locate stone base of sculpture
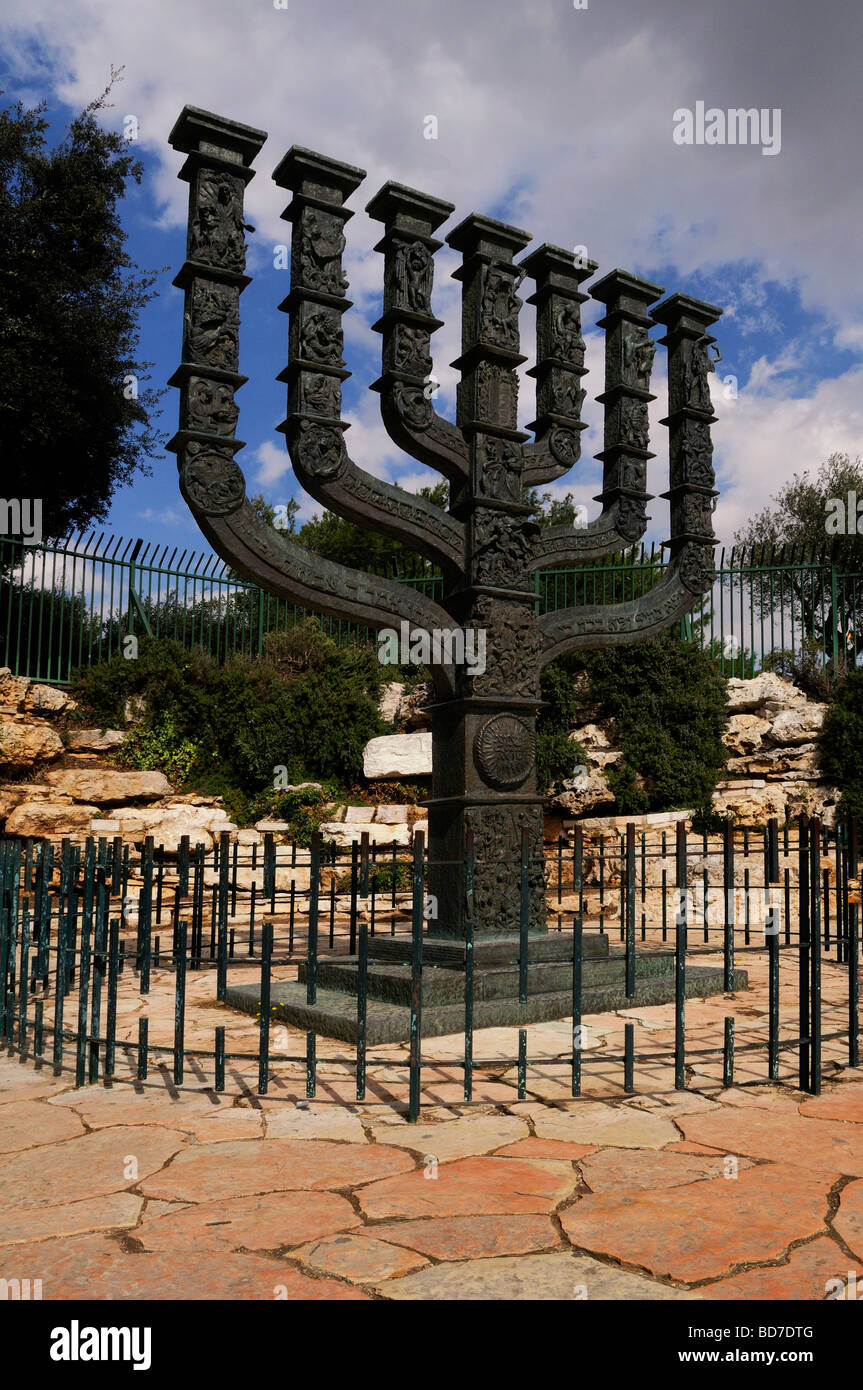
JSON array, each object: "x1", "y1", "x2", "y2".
[{"x1": 225, "y1": 930, "x2": 747, "y2": 1045}]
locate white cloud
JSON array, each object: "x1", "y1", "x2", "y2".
[
  {"x1": 712, "y1": 362, "x2": 863, "y2": 544},
  {"x1": 5, "y1": 0, "x2": 863, "y2": 547},
  {"x1": 4, "y1": 0, "x2": 861, "y2": 342},
  {"x1": 250, "y1": 439, "x2": 292, "y2": 487}
]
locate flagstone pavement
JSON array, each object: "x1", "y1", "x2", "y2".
[{"x1": 2, "y1": 1047, "x2": 863, "y2": 1301}]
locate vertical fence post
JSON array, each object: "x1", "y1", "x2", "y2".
[
  {"x1": 810, "y1": 817, "x2": 822, "y2": 1095},
  {"x1": 625, "y1": 823, "x2": 635, "y2": 999},
  {"x1": 105, "y1": 917, "x2": 119, "y2": 1078},
  {"x1": 723, "y1": 821, "x2": 735, "y2": 992},
  {"x1": 798, "y1": 816, "x2": 811, "y2": 1092},
  {"x1": 216, "y1": 830, "x2": 230, "y2": 1001},
  {"x1": 258, "y1": 921, "x2": 273, "y2": 1096},
  {"x1": 52, "y1": 906, "x2": 68, "y2": 1071},
  {"x1": 849, "y1": 902, "x2": 859, "y2": 1068},
  {"x1": 349, "y1": 840, "x2": 359, "y2": 956},
  {"x1": 306, "y1": 831, "x2": 321, "y2": 1101},
  {"x1": 464, "y1": 828, "x2": 474, "y2": 1104},
  {"x1": 768, "y1": 905, "x2": 780, "y2": 1081},
  {"x1": 173, "y1": 922, "x2": 187, "y2": 1085},
  {"x1": 356, "y1": 915, "x2": 368, "y2": 1103},
  {"x1": 675, "y1": 821, "x2": 687, "y2": 1091},
  {"x1": 408, "y1": 829, "x2": 424, "y2": 1124}
]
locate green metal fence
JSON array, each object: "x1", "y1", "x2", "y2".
[{"x1": 1, "y1": 531, "x2": 860, "y2": 685}]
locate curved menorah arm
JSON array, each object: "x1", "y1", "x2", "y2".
[
  {"x1": 366, "y1": 182, "x2": 470, "y2": 486},
  {"x1": 167, "y1": 107, "x2": 457, "y2": 694},
  {"x1": 538, "y1": 542, "x2": 713, "y2": 663},
  {"x1": 273, "y1": 154, "x2": 466, "y2": 578},
  {"x1": 523, "y1": 265, "x2": 663, "y2": 556},
  {"x1": 527, "y1": 513, "x2": 650, "y2": 567},
  {"x1": 539, "y1": 287, "x2": 722, "y2": 662},
  {"x1": 182, "y1": 492, "x2": 456, "y2": 693},
  {"x1": 282, "y1": 417, "x2": 465, "y2": 578}
]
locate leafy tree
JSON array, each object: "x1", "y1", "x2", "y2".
[
  {"x1": 524, "y1": 489, "x2": 581, "y2": 526},
  {"x1": 0, "y1": 73, "x2": 163, "y2": 541},
  {"x1": 292, "y1": 481, "x2": 448, "y2": 575},
  {"x1": 734, "y1": 453, "x2": 863, "y2": 666}
]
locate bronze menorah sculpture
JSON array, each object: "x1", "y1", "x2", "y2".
[{"x1": 168, "y1": 105, "x2": 720, "y2": 990}]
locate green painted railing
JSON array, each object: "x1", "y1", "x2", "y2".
[{"x1": 1, "y1": 531, "x2": 860, "y2": 684}]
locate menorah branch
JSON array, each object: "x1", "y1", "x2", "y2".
[
  {"x1": 538, "y1": 546, "x2": 713, "y2": 662},
  {"x1": 274, "y1": 158, "x2": 465, "y2": 578}
]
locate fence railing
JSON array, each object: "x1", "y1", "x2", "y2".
[
  {"x1": 2, "y1": 531, "x2": 861, "y2": 684},
  {"x1": 0, "y1": 816, "x2": 859, "y2": 1119}
]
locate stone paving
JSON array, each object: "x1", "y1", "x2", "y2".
[
  {"x1": 2, "y1": 1027, "x2": 863, "y2": 1299},
  {"x1": 0, "y1": 915, "x2": 860, "y2": 1301}
]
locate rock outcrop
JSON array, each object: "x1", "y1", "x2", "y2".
[
  {"x1": 363, "y1": 731, "x2": 432, "y2": 779},
  {"x1": 547, "y1": 672, "x2": 839, "y2": 828}
]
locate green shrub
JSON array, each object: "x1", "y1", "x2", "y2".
[
  {"x1": 536, "y1": 662, "x2": 586, "y2": 795},
  {"x1": 117, "y1": 712, "x2": 211, "y2": 786},
  {"x1": 543, "y1": 632, "x2": 728, "y2": 814},
  {"x1": 72, "y1": 630, "x2": 385, "y2": 808},
  {"x1": 821, "y1": 671, "x2": 863, "y2": 820}
]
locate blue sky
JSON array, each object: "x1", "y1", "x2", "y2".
[{"x1": 3, "y1": 0, "x2": 863, "y2": 559}]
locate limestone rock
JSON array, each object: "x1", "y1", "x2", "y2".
[
  {"x1": 319, "y1": 821, "x2": 412, "y2": 848},
  {"x1": 110, "y1": 804, "x2": 236, "y2": 850},
  {"x1": 65, "y1": 728, "x2": 126, "y2": 753},
  {"x1": 724, "y1": 713, "x2": 770, "y2": 756},
  {"x1": 711, "y1": 779, "x2": 787, "y2": 825},
  {"x1": 0, "y1": 721, "x2": 64, "y2": 768},
  {"x1": 123, "y1": 695, "x2": 148, "y2": 725},
  {"x1": 570, "y1": 723, "x2": 622, "y2": 772},
  {"x1": 363, "y1": 732, "x2": 432, "y2": 779},
  {"x1": 399, "y1": 683, "x2": 432, "y2": 730},
  {"x1": 571, "y1": 722, "x2": 612, "y2": 753},
  {"x1": 726, "y1": 744, "x2": 820, "y2": 779},
  {"x1": 549, "y1": 768, "x2": 616, "y2": 818},
  {"x1": 45, "y1": 769, "x2": 172, "y2": 803},
  {"x1": 0, "y1": 670, "x2": 31, "y2": 710},
  {"x1": 374, "y1": 805, "x2": 409, "y2": 824},
  {"x1": 378, "y1": 682, "x2": 405, "y2": 724},
  {"x1": 5, "y1": 801, "x2": 100, "y2": 838},
  {"x1": 25, "y1": 684, "x2": 73, "y2": 715},
  {"x1": 768, "y1": 705, "x2": 827, "y2": 746},
  {"x1": 0, "y1": 781, "x2": 50, "y2": 822},
  {"x1": 725, "y1": 672, "x2": 808, "y2": 713}
]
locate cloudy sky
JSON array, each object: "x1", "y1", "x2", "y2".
[{"x1": 3, "y1": 0, "x2": 862, "y2": 556}]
